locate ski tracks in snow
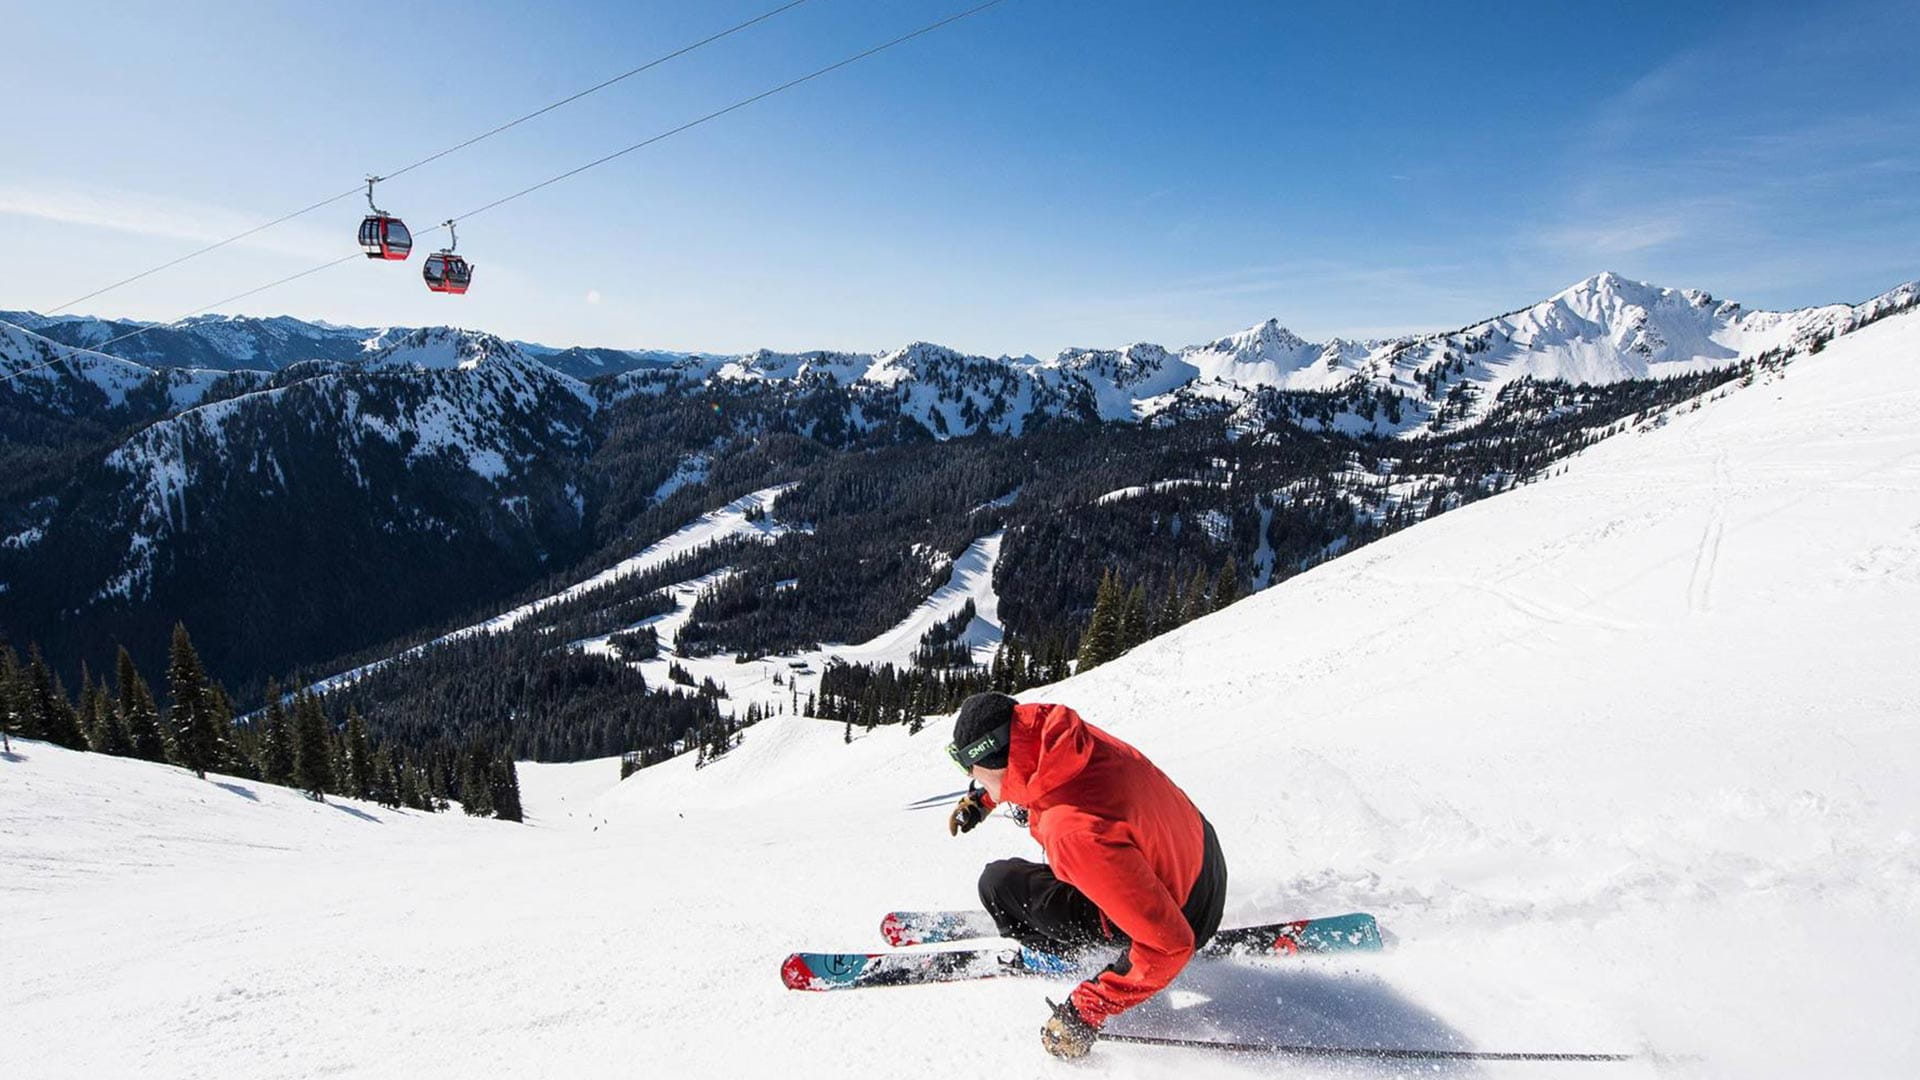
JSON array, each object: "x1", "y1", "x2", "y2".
[{"x1": 1686, "y1": 449, "x2": 1732, "y2": 614}]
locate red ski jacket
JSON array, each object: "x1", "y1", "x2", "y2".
[{"x1": 990, "y1": 702, "x2": 1207, "y2": 1025}]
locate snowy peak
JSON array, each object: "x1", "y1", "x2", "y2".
[
  {"x1": 1360, "y1": 273, "x2": 1920, "y2": 435},
  {"x1": 361, "y1": 327, "x2": 524, "y2": 372},
  {"x1": 1047, "y1": 342, "x2": 1194, "y2": 393},
  {"x1": 1180, "y1": 317, "x2": 1369, "y2": 392},
  {"x1": 1192, "y1": 318, "x2": 1316, "y2": 370},
  {"x1": 1550, "y1": 270, "x2": 1723, "y2": 313},
  {"x1": 866, "y1": 341, "x2": 978, "y2": 387},
  {"x1": 715, "y1": 347, "x2": 874, "y2": 385},
  {"x1": 1211, "y1": 316, "x2": 1313, "y2": 355},
  {"x1": 1028, "y1": 342, "x2": 1200, "y2": 423},
  {"x1": 1522, "y1": 271, "x2": 1743, "y2": 364},
  {"x1": 1451, "y1": 272, "x2": 1806, "y2": 378}
]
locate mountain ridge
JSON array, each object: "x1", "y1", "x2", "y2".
[{"x1": 13, "y1": 271, "x2": 1917, "y2": 435}]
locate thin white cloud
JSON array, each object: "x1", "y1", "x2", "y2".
[
  {"x1": 1529, "y1": 215, "x2": 1694, "y2": 259},
  {"x1": 0, "y1": 182, "x2": 345, "y2": 262},
  {"x1": 1519, "y1": 2, "x2": 1920, "y2": 279}
]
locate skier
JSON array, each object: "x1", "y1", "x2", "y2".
[{"x1": 945, "y1": 691, "x2": 1228, "y2": 1058}]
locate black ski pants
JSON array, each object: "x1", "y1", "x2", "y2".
[{"x1": 977, "y1": 816, "x2": 1227, "y2": 963}]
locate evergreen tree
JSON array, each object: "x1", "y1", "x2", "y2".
[
  {"x1": 1154, "y1": 576, "x2": 1184, "y2": 637},
  {"x1": 906, "y1": 681, "x2": 926, "y2": 734},
  {"x1": 1213, "y1": 555, "x2": 1243, "y2": 610},
  {"x1": 1002, "y1": 639, "x2": 1029, "y2": 690},
  {"x1": 79, "y1": 673, "x2": 106, "y2": 750},
  {"x1": 490, "y1": 754, "x2": 524, "y2": 822},
  {"x1": 25, "y1": 646, "x2": 88, "y2": 750},
  {"x1": 1180, "y1": 565, "x2": 1213, "y2": 624},
  {"x1": 1, "y1": 645, "x2": 21, "y2": 751},
  {"x1": 259, "y1": 684, "x2": 296, "y2": 786},
  {"x1": 373, "y1": 746, "x2": 401, "y2": 809},
  {"x1": 116, "y1": 647, "x2": 168, "y2": 763},
  {"x1": 329, "y1": 732, "x2": 350, "y2": 796},
  {"x1": 344, "y1": 710, "x2": 376, "y2": 800},
  {"x1": 166, "y1": 624, "x2": 223, "y2": 777},
  {"x1": 208, "y1": 683, "x2": 243, "y2": 777},
  {"x1": 14, "y1": 649, "x2": 46, "y2": 743},
  {"x1": 85, "y1": 676, "x2": 133, "y2": 757},
  {"x1": 427, "y1": 757, "x2": 451, "y2": 812},
  {"x1": 97, "y1": 678, "x2": 133, "y2": 757},
  {"x1": 399, "y1": 762, "x2": 425, "y2": 810},
  {"x1": 987, "y1": 641, "x2": 1010, "y2": 693},
  {"x1": 459, "y1": 744, "x2": 495, "y2": 817},
  {"x1": 1075, "y1": 569, "x2": 1125, "y2": 672},
  {"x1": 292, "y1": 692, "x2": 335, "y2": 800},
  {"x1": 1119, "y1": 583, "x2": 1149, "y2": 651}
]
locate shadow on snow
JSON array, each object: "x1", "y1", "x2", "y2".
[{"x1": 1106, "y1": 959, "x2": 1477, "y2": 1075}]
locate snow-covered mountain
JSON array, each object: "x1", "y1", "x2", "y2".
[
  {"x1": 1183, "y1": 318, "x2": 1378, "y2": 391},
  {"x1": 0, "y1": 319, "x2": 264, "y2": 416},
  {"x1": 5, "y1": 273, "x2": 1914, "y2": 696},
  {"x1": 97, "y1": 327, "x2": 596, "y2": 594},
  {"x1": 1358, "y1": 272, "x2": 1915, "y2": 429},
  {"x1": 519, "y1": 344, "x2": 697, "y2": 380},
  {"x1": 0, "y1": 310, "x2": 380, "y2": 371},
  {"x1": 0, "y1": 308, "x2": 698, "y2": 377},
  {"x1": 607, "y1": 272, "x2": 1920, "y2": 437},
  {"x1": 0, "y1": 323, "x2": 604, "y2": 683},
  {"x1": 8, "y1": 301, "x2": 1918, "y2": 1079},
  {"x1": 12, "y1": 272, "x2": 1916, "y2": 437},
  {"x1": 1037, "y1": 343, "x2": 1200, "y2": 422},
  {"x1": 1143, "y1": 272, "x2": 1918, "y2": 435}
]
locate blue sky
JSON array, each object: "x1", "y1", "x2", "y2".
[{"x1": 2, "y1": 0, "x2": 1915, "y2": 357}]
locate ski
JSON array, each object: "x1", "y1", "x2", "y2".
[
  {"x1": 785, "y1": 913, "x2": 1383, "y2": 991},
  {"x1": 1205, "y1": 912, "x2": 1383, "y2": 957},
  {"x1": 879, "y1": 909, "x2": 1383, "y2": 957},
  {"x1": 879, "y1": 909, "x2": 1001, "y2": 947},
  {"x1": 781, "y1": 945, "x2": 1081, "y2": 992}
]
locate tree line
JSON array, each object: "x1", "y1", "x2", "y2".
[
  {"x1": 814, "y1": 633, "x2": 1075, "y2": 736},
  {"x1": 1074, "y1": 558, "x2": 1243, "y2": 672},
  {"x1": 1, "y1": 624, "x2": 522, "y2": 821}
]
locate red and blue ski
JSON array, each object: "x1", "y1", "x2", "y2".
[
  {"x1": 783, "y1": 912, "x2": 1382, "y2": 991},
  {"x1": 881, "y1": 909, "x2": 1381, "y2": 955},
  {"x1": 1204, "y1": 912, "x2": 1384, "y2": 957},
  {"x1": 781, "y1": 944, "x2": 1080, "y2": 991},
  {"x1": 880, "y1": 909, "x2": 1000, "y2": 947}
]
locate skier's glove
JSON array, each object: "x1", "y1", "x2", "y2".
[
  {"x1": 947, "y1": 783, "x2": 988, "y2": 836},
  {"x1": 1041, "y1": 996, "x2": 1099, "y2": 1059}
]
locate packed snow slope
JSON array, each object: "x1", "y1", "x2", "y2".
[{"x1": 7, "y1": 309, "x2": 1920, "y2": 1079}]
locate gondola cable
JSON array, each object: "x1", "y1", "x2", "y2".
[
  {"x1": 445, "y1": 0, "x2": 1007, "y2": 227},
  {"x1": 38, "y1": 0, "x2": 815, "y2": 316},
  {"x1": 2, "y1": 0, "x2": 1010, "y2": 384}
]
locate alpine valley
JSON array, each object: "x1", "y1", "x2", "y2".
[{"x1": 3, "y1": 272, "x2": 1915, "y2": 764}]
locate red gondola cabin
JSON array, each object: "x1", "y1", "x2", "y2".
[
  {"x1": 423, "y1": 252, "x2": 473, "y2": 295},
  {"x1": 359, "y1": 214, "x2": 412, "y2": 260}
]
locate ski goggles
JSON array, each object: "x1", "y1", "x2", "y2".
[{"x1": 947, "y1": 723, "x2": 1010, "y2": 773}]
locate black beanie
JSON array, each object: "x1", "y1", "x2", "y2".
[{"x1": 952, "y1": 692, "x2": 1016, "y2": 769}]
